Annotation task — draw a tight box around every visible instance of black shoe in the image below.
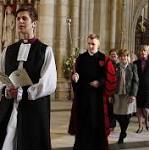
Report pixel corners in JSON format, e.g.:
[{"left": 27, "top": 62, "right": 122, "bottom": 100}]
[
  {"left": 136, "top": 127, "right": 143, "bottom": 133},
  {"left": 146, "top": 126, "right": 148, "bottom": 131},
  {"left": 117, "top": 138, "right": 124, "bottom": 144},
  {"left": 117, "top": 133, "right": 126, "bottom": 144}
]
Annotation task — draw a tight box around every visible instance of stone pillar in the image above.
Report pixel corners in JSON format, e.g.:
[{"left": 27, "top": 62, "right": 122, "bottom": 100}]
[
  {"left": 120, "top": 0, "right": 127, "bottom": 49},
  {"left": 93, "top": 0, "right": 101, "bottom": 34},
  {"left": 109, "top": 0, "right": 116, "bottom": 48},
  {"left": 99, "top": 0, "right": 108, "bottom": 51},
  {"left": 70, "top": 0, "right": 80, "bottom": 50},
  {"left": 125, "top": 0, "right": 134, "bottom": 51},
  {"left": 126, "top": 0, "right": 134, "bottom": 56},
  {"left": 38, "top": 0, "right": 55, "bottom": 46},
  {"left": 115, "top": 0, "right": 123, "bottom": 49},
  {"left": 38, "top": 0, "right": 56, "bottom": 100},
  {"left": 88, "top": 0, "right": 94, "bottom": 34},
  {"left": 54, "top": 0, "right": 71, "bottom": 101},
  {"left": 0, "top": 2, "right": 3, "bottom": 52},
  {"left": 79, "top": 0, "right": 88, "bottom": 51},
  {"left": 94, "top": 0, "right": 110, "bottom": 52},
  {"left": 128, "top": 1, "right": 135, "bottom": 56},
  {"left": 144, "top": 2, "right": 148, "bottom": 18}
]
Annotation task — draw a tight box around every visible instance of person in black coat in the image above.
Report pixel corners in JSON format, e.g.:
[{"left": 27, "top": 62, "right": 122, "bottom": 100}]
[
  {"left": 69, "top": 34, "right": 117, "bottom": 150},
  {"left": 134, "top": 45, "right": 149, "bottom": 133}
]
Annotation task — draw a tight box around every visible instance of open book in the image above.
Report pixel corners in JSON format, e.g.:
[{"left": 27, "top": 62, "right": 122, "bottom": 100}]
[{"left": 0, "top": 69, "right": 33, "bottom": 87}]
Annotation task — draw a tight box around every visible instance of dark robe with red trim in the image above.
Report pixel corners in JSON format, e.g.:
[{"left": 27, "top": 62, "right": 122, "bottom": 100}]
[{"left": 68, "top": 51, "right": 116, "bottom": 150}]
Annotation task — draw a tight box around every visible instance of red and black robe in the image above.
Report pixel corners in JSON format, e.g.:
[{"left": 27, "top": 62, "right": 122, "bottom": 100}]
[{"left": 68, "top": 51, "right": 116, "bottom": 150}]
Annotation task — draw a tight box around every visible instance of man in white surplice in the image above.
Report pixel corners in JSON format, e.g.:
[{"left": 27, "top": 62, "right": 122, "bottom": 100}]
[{"left": 0, "top": 4, "right": 57, "bottom": 150}]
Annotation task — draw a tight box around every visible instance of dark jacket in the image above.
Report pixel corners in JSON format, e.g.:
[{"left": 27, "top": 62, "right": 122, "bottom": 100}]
[
  {"left": 116, "top": 63, "right": 139, "bottom": 97},
  {"left": 134, "top": 59, "right": 149, "bottom": 107}
]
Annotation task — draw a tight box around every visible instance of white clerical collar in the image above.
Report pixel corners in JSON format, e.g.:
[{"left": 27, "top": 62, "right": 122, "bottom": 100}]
[
  {"left": 17, "top": 43, "right": 31, "bottom": 61},
  {"left": 88, "top": 50, "right": 98, "bottom": 56}
]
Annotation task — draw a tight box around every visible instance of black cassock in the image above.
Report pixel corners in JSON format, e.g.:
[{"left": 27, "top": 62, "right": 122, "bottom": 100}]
[{"left": 72, "top": 51, "right": 109, "bottom": 150}]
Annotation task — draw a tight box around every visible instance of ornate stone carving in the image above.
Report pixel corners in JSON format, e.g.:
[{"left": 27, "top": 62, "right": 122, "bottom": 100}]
[
  {"left": 2, "top": 4, "right": 15, "bottom": 48},
  {"left": 0, "top": 0, "right": 40, "bottom": 51}
]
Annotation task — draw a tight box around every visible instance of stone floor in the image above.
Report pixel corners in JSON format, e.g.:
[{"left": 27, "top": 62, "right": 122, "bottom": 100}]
[{"left": 51, "top": 101, "right": 149, "bottom": 150}]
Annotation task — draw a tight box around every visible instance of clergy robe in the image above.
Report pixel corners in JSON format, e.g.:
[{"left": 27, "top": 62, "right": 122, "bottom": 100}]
[
  {"left": 69, "top": 51, "right": 116, "bottom": 150},
  {"left": 0, "top": 39, "right": 57, "bottom": 150}
]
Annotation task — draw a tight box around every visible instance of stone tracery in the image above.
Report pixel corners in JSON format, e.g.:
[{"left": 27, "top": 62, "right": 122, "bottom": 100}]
[{"left": 0, "top": 0, "right": 39, "bottom": 51}]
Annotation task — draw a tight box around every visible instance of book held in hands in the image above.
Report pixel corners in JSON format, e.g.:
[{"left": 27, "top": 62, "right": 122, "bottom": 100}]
[{"left": 0, "top": 69, "right": 33, "bottom": 87}]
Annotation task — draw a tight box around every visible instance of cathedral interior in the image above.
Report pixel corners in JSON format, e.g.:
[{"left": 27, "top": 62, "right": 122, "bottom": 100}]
[
  {"left": 0, "top": 0, "right": 149, "bottom": 149},
  {"left": 0, "top": 0, "right": 149, "bottom": 101}
]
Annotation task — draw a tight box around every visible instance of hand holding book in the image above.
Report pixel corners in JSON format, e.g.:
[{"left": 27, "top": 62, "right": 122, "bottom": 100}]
[
  {"left": 9, "top": 69, "right": 33, "bottom": 87},
  {"left": 0, "top": 69, "right": 33, "bottom": 87},
  {"left": 0, "top": 69, "right": 33, "bottom": 99}
]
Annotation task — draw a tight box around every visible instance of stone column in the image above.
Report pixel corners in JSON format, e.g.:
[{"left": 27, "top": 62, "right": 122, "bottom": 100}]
[
  {"left": 94, "top": 0, "right": 110, "bottom": 52},
  {"left": 88, "top": 0, "right": 94, "bottom": 34},
  {"left": 38, "top": 0, "right": 56, "bottom": 100},
  {"left": 93, "top": 0, "right": 101, "bottom": 34},
  {"left": 0, "top": 1, "right": 3, "bottom": 52},
  {"left": 79, "top": 0, "right": 88, "bottom": 51},
  {"left": 70, "top": 0, "right": 80, "bottom": 50},
  {"left": 99, "top": 0, "right": 108, "bottom": 51},
  {"left": 115, "top": 0, "right": 123, "bottom": 49},
  {"left": 144, "top": 2, "right": 148, "bottom": 18},
  {"left": 109, "top": 0, "right": 116, "bottom": 48},
  {"left": 38, "top": 0, "right": 55, "bottom": 46},
  {"left": 54, "top": 0, "right": 71, "bottom": 101},
  {"left": 126, "top": 0, "right": 134, "bottom": 57},
  {"left": 120, "top": 0, "right": 127, "bottom": 49}
]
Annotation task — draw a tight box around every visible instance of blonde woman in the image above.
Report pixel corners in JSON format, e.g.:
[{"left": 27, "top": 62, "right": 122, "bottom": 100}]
[{"left": 134, "top": 45, "right": 149, "bottom": 133}]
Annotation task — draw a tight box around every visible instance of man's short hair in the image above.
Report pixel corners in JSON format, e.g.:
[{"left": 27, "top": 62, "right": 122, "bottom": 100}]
[
  {"left": 16, "top": 4, "right": 38, "bottom": 22},
  {"left": 87, "top": 33, "right": 100, "bottom": 40}
]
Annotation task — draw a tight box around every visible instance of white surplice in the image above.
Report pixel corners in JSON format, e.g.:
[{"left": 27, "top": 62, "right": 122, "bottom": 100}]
[{"left": 0, "top": 43, "right": 57, "bottom": 150}]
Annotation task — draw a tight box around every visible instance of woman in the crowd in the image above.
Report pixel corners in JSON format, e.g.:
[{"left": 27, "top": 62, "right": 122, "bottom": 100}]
[
  {"left": 134, "top": 45, "right": 149, "bottom": 133},
  {"left": 113, "top": 49, "right": 139, "bottom": 144},
  {"left": 108, "top": 49, "right": 119, "bottom": 131}
]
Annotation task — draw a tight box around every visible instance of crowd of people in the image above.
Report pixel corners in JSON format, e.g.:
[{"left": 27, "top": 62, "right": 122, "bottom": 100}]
[
  {"left": 69, "top": 37, "right": 149, "bottom": 149},
  {"left": 0, "top": 3, "right": 148, "bottom": 150},
  {"left": 108, "top": 46, "right": 149, "bottom": 142}
]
